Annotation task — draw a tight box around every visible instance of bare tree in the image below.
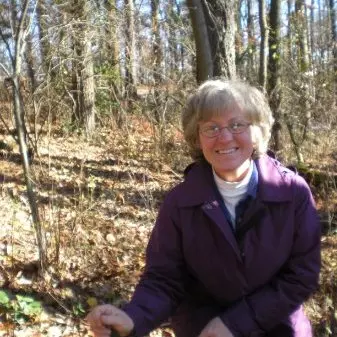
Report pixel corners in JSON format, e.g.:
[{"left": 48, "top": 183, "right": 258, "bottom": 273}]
[
  {"left": 151, "top": 0, "right": 164, "bottom": 122},
  {"left": 268, "top": 0, "right": 282, "bottom": 152},
  {"left": 186, "top": 0, "right": 213, "bottom": 82},
  {"left": 247, "top": 0, "right": 257, "bottom": 82},
  {"left": 202, "top": 0, "right": 236, "bottom": 79},
  {"left": 295, "top": 0, "right": 310, "bottom": 72},
  {"left": 284, "top": 0, "right": 312, "bottom": 163},
  {"left": 36, "top": 0, "right": 51, "bottom": 75},
  {"left": 124, "top": 0, "right": 137, "bottom": 98},
  {"left": 166, "top": 0, "right": 180, "bottom": 79},
  {"left": 287, "top": 0, "right": 294, "bottom": 61},
  {"left": 82, "top": 0, "right": 96, "bottom": 136},
  {"left": 329, "top": 0, "right": 337, "bottom": 100},
  {"left": 186, "top": 0, "right": 236, "bottom": 82},
  {"left": 258, "top": 0, "right": 268, "bottom": 89},
  {"left": 151, "top": 0, "right": 162, "bottom": 82},
  {"left": 0, "top": 0, "right": 47, "bottom": 274},
  {"left": 235, "top": 0, "right": 245, "bottom": 79},
  {"left": 103, "top": 0, "right": 120, "bottom": 69},
  {"left": 68, "top": 0, "right": 96, "bottom": 136}
]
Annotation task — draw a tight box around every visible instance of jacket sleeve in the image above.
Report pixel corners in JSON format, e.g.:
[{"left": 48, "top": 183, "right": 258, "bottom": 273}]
[
  {"left": 123, "top": 192, "right": 188, "bottom": 337},
  {"left": 219, "top": 176, "right": 321, "bottom": 337}
]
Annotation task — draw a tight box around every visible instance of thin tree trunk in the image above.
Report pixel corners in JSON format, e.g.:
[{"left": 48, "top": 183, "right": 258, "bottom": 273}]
[
  {"left": 268, "top": 0, "right": 282, "bottom": 152},
  {"left": 287, "top": 0, "right": 294, "bottom": 60},
  {"left": 236, "top": 0, "right": 244, "bottom": 78},
  {"left": 258, "top": 0, "right": 268, "bottom": 89},
  {"left": 104, "top": 0, "right": 120, "bottom": 76},
  {"left": 36, "top": 0, "right": 51, "bottom": 75},
  {"left": 124, "top": 0, "right": 137, "bottom": 98},
  {"left": 308, "top": 0, "right": 314, "bottom": 65},
  {"left": 186, "top": 0, "right": 213, "bottom": 83},
  {"left": 12, "top": 0, "right": 47, "bottom": 275},
  {"left": 25, "top": 31, "right": 37, "bottom": 92},
  {"left": 71, "top": 37, "right": 83, "bottom": 126},
  {"left": 329, "top": 0, "right": 337, "bottom": 100},
  {"left": 295, "top": 0, "right": 310, "bottom": 72},
  {"left": 151, "top": 0, "right": 163, "bottom": 123},
  {"left": 82, "top": 1, "right": 95, "bottom": 137},
  {"left": 167, "top": 0, "right": 179, "bottom": 79},
  {"left": 151, "top": 0, "right": 162, "bottom": 85},
  {"left": 247, "top": 0, "right": 256, "bottom": 82}
]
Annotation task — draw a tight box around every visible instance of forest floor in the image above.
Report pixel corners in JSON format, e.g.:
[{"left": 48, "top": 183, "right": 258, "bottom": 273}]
[{"left": 0, "top": 118, "right": 337, "bottom": 337}]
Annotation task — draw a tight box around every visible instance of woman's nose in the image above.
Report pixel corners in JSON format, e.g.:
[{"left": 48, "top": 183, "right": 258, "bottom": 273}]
[{"left": 217, "top": 127, "right": 233, "bottom": 141}]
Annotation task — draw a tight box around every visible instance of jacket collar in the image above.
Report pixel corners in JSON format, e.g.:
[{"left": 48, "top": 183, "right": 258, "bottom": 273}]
[{"left": 178, "top": 154, "right": 293, "bottom": 208}]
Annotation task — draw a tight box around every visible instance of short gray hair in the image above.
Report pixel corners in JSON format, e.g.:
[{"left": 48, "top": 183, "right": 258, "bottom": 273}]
[{"left": 182, "top": 79, "right": 274, "bottom": 160}]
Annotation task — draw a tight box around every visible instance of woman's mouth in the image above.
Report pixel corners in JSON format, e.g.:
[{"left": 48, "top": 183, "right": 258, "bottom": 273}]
[{"left": 216, "top": 148, "right": 238, "bottom": 154}]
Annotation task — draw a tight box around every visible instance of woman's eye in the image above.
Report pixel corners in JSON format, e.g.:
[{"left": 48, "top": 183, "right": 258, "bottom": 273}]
[
  {"left": 231, "top": 122, "right": 245, "bottom": 129},
  {"left": 205, "top": 126, "right": 218, "bottom": 132}
]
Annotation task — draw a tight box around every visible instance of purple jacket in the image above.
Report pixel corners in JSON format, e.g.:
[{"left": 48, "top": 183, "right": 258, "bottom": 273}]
[{"left": 123, "top": 154, "right": 321, "bottom": 337}]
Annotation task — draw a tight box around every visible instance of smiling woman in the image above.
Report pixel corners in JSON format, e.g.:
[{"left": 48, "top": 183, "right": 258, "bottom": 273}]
[
  {"left": 198, "top": 113, "right": 253, "bottom": 182},
  {"left": 182, "top": 80, "right": 274, "bottom": 161},
  {"left": 182, "top": 80, "right": 272, "bottom": 182},
  {"left": 86, "top": 79, "right": 321, "bottom": 337}
]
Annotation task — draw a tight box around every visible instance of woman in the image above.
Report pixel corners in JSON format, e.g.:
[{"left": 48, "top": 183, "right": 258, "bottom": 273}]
[{"left": 86, "top": 79, "right": 321, "bottom": 337}]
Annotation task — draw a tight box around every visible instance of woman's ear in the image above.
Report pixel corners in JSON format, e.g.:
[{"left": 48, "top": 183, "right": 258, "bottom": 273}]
[{"left": 250, "top": 125, "right": 260, "bottom": 147}]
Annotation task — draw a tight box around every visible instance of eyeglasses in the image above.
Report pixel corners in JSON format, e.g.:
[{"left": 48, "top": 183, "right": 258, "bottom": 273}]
[{"left": 199, "top": 121, "right": 251, "bottom": 138}]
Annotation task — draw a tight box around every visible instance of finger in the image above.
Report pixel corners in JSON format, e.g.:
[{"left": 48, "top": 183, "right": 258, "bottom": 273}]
[
  {"left": 90, "top": 332, "right": 112, "bottom": 337},
  {"left": 86, "top": 305, "right": 115, "bottom": 326},
  {"left": 86, "top": 311, "right": 105, "bottom": 328},
  {"left": 88, "top": 325, "right": 112, "bottom": 337},
  {"left": 100, "top": 313, "right": 120, "bottom": 327}
]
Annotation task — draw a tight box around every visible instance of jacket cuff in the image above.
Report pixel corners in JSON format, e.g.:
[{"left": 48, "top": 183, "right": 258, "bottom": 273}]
[
  {"left": 122, "top": 304, "right": 151, "bottom": 337},
  {"left": 219, "top": 298, "right": 263, "bottom": 337}
]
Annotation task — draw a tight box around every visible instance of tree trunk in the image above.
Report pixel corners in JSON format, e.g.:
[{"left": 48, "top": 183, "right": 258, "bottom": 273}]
[
  {"left": 167, "top": 0, "right": 179, "bottom": 79},
  {"left": 308, "top": 0, "right": 314, "bottom": 65},
  {"left": 295, "top": 0, "right": 310, "bottom": 72},
  {"left": 151, "top": 0, "right": 162, "bottom": 85},
  {"left": 151, "top": 0, "right": 163, "bottom": 123},
  {"left": 329, "top": 0, "right": 337, "bottom": 101},
  {"left": 69, "top": 0, "right": 96, "bottom": 136},
  {"left": 187, "top": 0, "right": 236, "bottom": 82},
  {"left": 287, "top": 0, "right": 294, "bottom": 60},
  {"left": 71, "top": 37, "right": 83, "bottom": 126},
  {"left": 235, "top": 0, "right": 244, "bottom": 79},
  {"left": 82, "top": 1, "right": 96, "bottom": 137},
  {"left": 258, "top": 0, "right": 268, "bottom": 89},
  {"left": 247, "top": 0, "right": 256, "bottom": 82},
  {"left": 124, "top": 0, "right": 137, "bottom": 99},
  {"left": 104, "top": 0, "right": 121, "bottom": 89},
  {"left": 36, "top": 0, "right": 51, "bottom": 75},
  {"left": 202, "top": 0, "right": 236, "bottom": 79},
  {"left": 11, "top": 0, "right": 47, "bottom": 275},
  {"left": 25, "top": 31, "right": 37, "bottom": 92},
  {"left": 186, "top": 0, "right": 213, "bottom": 83},
  {"left": 104, "top": 0, "right": 120, "bottom": 67},
  {"left": 284, "top": 0, "right": 312, "bottom": 163},
  {"left": 267, "top": 0, "right": 282, "bottom": 152}
]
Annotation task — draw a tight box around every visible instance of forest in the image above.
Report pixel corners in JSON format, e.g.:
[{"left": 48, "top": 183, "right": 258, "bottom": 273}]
[{"left": 0, "top": 0, "right": 336, "bottom": 336}]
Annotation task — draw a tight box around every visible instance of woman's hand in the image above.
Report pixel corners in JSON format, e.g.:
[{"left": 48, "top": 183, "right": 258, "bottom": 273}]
[
  {"left": 198, "top": 317, "right": 234, "bottom": 337},
  {"left": 85, "top": 304, "right": 134, "bottom": 337}
]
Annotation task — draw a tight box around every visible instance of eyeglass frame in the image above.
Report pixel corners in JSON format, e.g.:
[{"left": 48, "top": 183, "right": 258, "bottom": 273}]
[{"left": 199, "top": 120, "right": 252, "bottom": 138}]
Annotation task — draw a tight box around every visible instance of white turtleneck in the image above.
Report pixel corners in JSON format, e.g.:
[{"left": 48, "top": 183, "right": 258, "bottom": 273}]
[{"left": 213, "top": 160, "right": 253, "bottom": 226}]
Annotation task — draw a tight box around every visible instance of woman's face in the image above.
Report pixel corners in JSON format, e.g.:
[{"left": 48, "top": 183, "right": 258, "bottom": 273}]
[{"left": 198, "top": 107, "right": 254, "bottom": 182}]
